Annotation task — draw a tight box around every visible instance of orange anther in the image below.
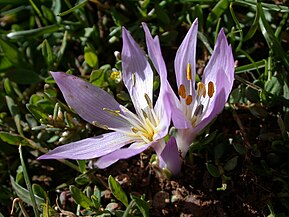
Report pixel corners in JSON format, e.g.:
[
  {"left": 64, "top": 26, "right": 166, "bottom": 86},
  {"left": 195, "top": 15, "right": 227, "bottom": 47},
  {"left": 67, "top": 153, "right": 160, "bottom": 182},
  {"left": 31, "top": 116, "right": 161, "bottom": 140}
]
[
  {"left": 208, "top": 81, "right": 215, "bottom": 98},
  {"left": 186, "top": 95, "right": 193, "bottom": 105},
  {"left": 197, "top": 82, "right": 206, "bottom": 97},
  {"left": 178, "top": 84, "right": 186, "bottom": 99}
]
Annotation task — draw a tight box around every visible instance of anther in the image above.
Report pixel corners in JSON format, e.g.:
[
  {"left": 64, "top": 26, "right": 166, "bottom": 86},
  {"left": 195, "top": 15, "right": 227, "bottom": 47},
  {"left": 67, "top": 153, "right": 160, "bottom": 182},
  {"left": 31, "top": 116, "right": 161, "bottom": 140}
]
[
  {"left": 141, "top": 109, "right": 148, "bottom": 119},
  {"left": 187, "top": 63, "right": 192, "bottom": 80},
  {"left": 132, "top": 72, "right": 136, "bottom": 86},
  {"left": 131, "top": 127, "right": 139, "bottom": 133},
  {"left": 208, "top": 81, "right": 215, "bottom": 98},
  {"left": 194, "top": 104, "right": 204, "bottom": 117},
  {"left": 92, "top": 121, "right": 109, "bottom": 130},
  {"left": 103, "top": 108, "right": 120, "bottom": 116},
  {"left": 178, "top": 84, "right": 186, "bottom": 99},
  {"left": 144, "top": 93, "right": 153, "bottom": 109},
  {"left": 186, "top": 95, "right": 193, "bottom": 105},
  {"left": 197, "top": 82, "right": 206, "bottom": 97}
]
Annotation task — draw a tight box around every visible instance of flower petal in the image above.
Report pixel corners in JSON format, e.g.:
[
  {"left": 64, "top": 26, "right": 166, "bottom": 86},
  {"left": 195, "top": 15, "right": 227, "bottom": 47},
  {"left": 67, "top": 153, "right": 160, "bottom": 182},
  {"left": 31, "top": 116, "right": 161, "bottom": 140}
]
[
  {"left": 174, "top": 18, "right": 198, "bottom": 91},
  {"left": 121, "top": 27, "right": 154, "bottom": 111},
  {"left": 202, "top": 28, "right": 235, "bottom": 93},
  {"left": 160, "top": 136, "right": 182, "bottom": 175},
  {"left": 51, "top": 72, "right": 130, "bottom": 129},
  {"left": 38, "top": 132, "right": 132, "bottom": 160},
  {"left": 194, "top": 29, "right": 235, "bottom": 133},
  {"left": 95, "top": 142, "right": 151, "bottom": 168},
  {"left": 142, "top": 23, "right": 167, "bottom": 80}
]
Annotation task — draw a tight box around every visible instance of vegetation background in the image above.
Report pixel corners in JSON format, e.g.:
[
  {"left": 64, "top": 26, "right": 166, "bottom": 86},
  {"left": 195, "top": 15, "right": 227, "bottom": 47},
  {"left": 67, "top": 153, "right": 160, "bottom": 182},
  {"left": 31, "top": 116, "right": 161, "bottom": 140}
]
[{"left": 0, "top": 0, "right": 289, "bottom": 216}]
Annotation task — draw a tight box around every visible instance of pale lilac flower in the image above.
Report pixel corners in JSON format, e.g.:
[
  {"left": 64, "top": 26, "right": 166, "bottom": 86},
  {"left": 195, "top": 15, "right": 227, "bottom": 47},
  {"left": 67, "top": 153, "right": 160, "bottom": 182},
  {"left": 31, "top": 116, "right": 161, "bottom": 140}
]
[
  {"left": 38, "top": 26, "right": 172, "bottom": 169},
  {"left": 143, "top": 19, "right": 234, "bottom": 158}
]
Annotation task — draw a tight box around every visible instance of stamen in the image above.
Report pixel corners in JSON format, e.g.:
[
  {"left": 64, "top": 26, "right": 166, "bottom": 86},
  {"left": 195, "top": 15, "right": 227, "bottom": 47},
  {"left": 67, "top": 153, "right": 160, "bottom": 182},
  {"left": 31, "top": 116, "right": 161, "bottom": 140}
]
[
  {"left": 178, "top": 84, "right": 186, "bottom": 99},
  {"left": 141, "top": 109, "right": 148, "bottom": 119},
  {"left": 186, "top": 95, "right": 193, "bottom": 105},
  {"left": 197, "top": 82, "right": 206, "bottom": 97},
  {"left": 103, "top": 108, "right": 120, "bottom": 116},
  {"left": 131, "top": 127, "right": 139, "bottom": 133},
  {"left": 132, "top": 72, "right": 136, "bottom": 86},
  {"left": 208, "top": 81, "right": 215, "bottom": 98},
  {"left": 91, "top": 121, "right": 109, "bottom": 130},
  {"left": 144, "top": 93, "right": 153, "bottom": 109},
  {"left": 194, "top": 104, "right": 204, "bottom": 117},
  {"left": 187, "top": 63, "right": 192, "bottom": 80}
]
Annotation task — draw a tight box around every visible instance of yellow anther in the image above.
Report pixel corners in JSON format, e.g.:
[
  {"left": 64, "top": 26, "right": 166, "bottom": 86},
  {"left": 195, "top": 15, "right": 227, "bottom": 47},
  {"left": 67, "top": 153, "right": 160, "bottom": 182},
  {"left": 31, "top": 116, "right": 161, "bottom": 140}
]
[
  {"left": 185, "top": 95, "right": 193, "bottom": 105},
  {"left": 131, "top": 127, "right": 139, "bottom": 133},
  {"left": 208, "top": 81, "right": 215, "bottom": 98},
  {"left": 144, "top": 93, "right": 153, "bottom": 109},
  {"left": 91, "top": 121, "right": 109, "bottom": 130},
  {"left": 187, "top": 63, "right": 192, "bottom": 80},
  {"left": 178, "top": 84, "right": 186, "bottom": 99},
  {"left": 110, "top": 71, "right": 121, "bottom": 80},
  {"left": 197, "top": 82, "right": 206, "bottom": 97},
  {"left": 103, "top": 108, "right": 120, "bottom": 116}
]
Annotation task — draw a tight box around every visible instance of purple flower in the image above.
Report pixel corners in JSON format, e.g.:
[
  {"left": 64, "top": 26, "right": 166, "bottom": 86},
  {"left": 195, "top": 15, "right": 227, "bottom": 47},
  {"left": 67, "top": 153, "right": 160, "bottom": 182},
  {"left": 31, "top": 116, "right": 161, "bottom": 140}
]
[
  {"left": 169, "top": 19, "right": 235, "bottom": 157},
  {"left": 38, "top": 26, "right": 172, "bottom": 169}
]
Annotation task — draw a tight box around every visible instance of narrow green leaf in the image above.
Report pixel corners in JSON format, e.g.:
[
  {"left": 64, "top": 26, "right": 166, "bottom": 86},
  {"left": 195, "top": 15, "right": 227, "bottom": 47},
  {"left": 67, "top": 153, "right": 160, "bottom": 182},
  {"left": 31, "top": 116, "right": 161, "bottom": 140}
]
[
  {"left": 244, "top": 7, "right": 259, "bottom": 41},
  {"left": 132, "top": 196, "right": 149, "bottom": 217},
  {"left": 206, "top": 0, "right": 229, "bottom": 27},
  {"left": 58, "top": 0, "right": 88, "bottom": 16},
  {"left": 19, "top": 145, "right": 40, "bottom": 216},
  {"left": 108, "top": 175, "right": 128, "bottom": 207},
  {"left": 7, "top": 25, "right": 60, "bottom": 40},
  {"left": 26, "top": 104, "right": 48, "bottom": 122},
  {"left": 258, "top": 3, "right": 289, "bottom": 71},
  {"left": 10, "top": 176, "right": 45, "bottom": 209},
  {"left": 69, "top": 185, "right": 93, "bottom": 209},
  {"left": 42, "top": 39, "right": 54, "bottom": 68},
  {"left": 0, "top": 38, "right": 24, "bottom": 65}
]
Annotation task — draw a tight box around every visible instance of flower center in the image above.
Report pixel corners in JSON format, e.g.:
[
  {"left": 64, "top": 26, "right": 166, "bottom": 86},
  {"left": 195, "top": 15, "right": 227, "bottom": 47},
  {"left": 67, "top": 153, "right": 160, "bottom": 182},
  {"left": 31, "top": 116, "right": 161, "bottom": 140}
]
[
  {"left": 101, "top": 93, "right": 159, "bottom": 144},
  {"left": 178, "top": 63, "right": 215, "bottom": 127}
]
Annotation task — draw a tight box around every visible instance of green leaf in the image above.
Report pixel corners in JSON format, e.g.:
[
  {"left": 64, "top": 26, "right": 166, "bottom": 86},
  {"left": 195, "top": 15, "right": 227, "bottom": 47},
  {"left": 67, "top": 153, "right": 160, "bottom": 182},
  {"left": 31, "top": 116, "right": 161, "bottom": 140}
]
[
  {"left": 265, "top": 76, "right": 282, "bottom": 95},
  {"left": 58, "top": 0, "right": 88, "bottom": 16},
  {"left": 206, "top": 163, "right": 220, "bottom": 177},
  {"left": 84, "top": 45, "right": 98, "bottom": 68},
  {"left": 42, "top": 39, "right": 54, "bottom": 68},
  {"left": 0, "top": 131, "right": 30, "bottom": 146},
  {"left": 32, "top": 184, "right": 47, "bottom": 201},
  {"left": 10, "top": 176, "right": 45, "bottom": 208},
  {"left": 132, "top": 196, "right": 149, "bottom": 217},
  {"left": 7, "top": 25, "right": 60, "bottom": 40},
  {"left": 26, "top": 104, "right": 48, "bottom": 122},
  {"left": 206, "top": 0, "right": 229, "bottom": 27},
  {"left": 108, "top": 175, "right": 128, "bottom": 207},
  {"left": 6, "top": 68, "right": 41, "bottom": 84},
  {"left": 0, "top": 38, "right": 24, "bottom": 65},
  {"left": 224, "top": 156, "right": 238, "bottom": 171},
  {"left": 69, "top": 185, "right": 93, "bottom": 209},
  {"left": 258, "top": 3, "right": 289, "bottom": 71}
]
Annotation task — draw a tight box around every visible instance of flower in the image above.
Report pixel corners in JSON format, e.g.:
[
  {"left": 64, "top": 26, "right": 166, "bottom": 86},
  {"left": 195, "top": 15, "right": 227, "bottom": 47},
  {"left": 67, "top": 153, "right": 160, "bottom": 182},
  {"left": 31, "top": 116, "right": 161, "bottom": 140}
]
[
  {"left": 169, "top": 19, "right": 235, "bottom": 157},
  {"left": 38, "top": 26, "right": 172, "bottom": 169}
]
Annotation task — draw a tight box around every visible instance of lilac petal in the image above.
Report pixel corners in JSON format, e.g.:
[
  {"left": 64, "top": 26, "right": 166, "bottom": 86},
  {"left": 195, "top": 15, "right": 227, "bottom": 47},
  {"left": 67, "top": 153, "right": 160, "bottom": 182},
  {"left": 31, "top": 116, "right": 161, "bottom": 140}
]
[
  {"left": 38, "top": 132, "right": 132, "bottom": 160},
  {"left": 51, "top": 72, "right": 129, "bottom": 129},
  {"left": 174, "top": 18, "right": 198, "bottom": 91},
  {"left": 142, "top": 23, "right": 167, "bottom": 80},
  {"left": 95, "top": 142, "right": 151, "bottom": 168},
  {"left": 193, "top": 70, "right": 229, "bottom": 135},
  {"left": 202, "top": 28, "right": 235, "bottom": 93},
  {"left": 160, "top": 136, "right": 182, "bottom": 175},
  {"left": 193, "top": 29, "right": 234, "bottom": 134},
  {"left": 175, "top": 128, "right": 196, "bottom": 157},
  {"left": 121, "top": 27, "right": 154, "bottom": 111}
]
